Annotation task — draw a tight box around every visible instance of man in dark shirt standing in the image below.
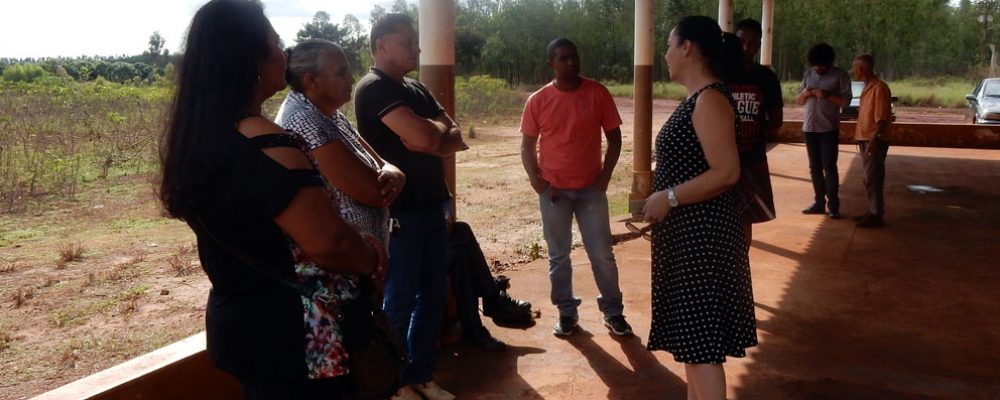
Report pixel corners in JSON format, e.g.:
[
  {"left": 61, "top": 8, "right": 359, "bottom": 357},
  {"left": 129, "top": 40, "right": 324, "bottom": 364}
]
[
  {"left": 354, "top": 13, "right": 467, "bottom": 400},
  {"left": 729, "top": 18, "right": 783, "bottom": 242}
]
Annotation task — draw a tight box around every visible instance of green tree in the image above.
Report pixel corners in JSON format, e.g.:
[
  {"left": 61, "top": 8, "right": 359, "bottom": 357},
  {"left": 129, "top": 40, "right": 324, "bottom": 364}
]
[
  {"left": 340, "top": 14, "right": 369, "bottom": 75},
  {"left": 1, "top": 64, "right": 48, "bottom": 83},
  {"left": 296, "top": 11, "right": 348, "bottom": 44}
]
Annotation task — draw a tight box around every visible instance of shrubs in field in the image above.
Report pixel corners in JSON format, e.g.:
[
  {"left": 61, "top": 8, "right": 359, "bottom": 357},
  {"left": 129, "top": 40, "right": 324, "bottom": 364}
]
[
  {"left": 456, "top": 75, "right": 524, "bottom": 120},
  {"left": 2, "top": 64, "right": 48, "bottom": 83},
  {"left": 0, "top": 78, "right": 170, "bottom": 212}
]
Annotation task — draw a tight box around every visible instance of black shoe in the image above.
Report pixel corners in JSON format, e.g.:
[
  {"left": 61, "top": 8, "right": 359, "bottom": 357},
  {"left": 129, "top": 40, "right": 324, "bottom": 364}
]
[
  {"left": 493, "top": 275, "right": 511, "bottom": 291},
  {"left": 856, "top": 214, "right": 885, "bottom": 228},
  {"left": 802, "top": 203, "right": 826, "bottom": 215},
  {"left": 852, "top": 212, "right": 871, "bottom": 222},
  {"left": 828, "top": 211, "right": 842, "bottom": 219},
  {"left": 484, "top": 291, "right": 531, "bottom": 318},
  {"left": 553, "top": 316, "right": 579, "bottom": 337},
  {"left": 603, "top": 315, "right": 634, "bottom": 336},
  {"left": 462, "top": 327, "right": 507, "bottom": 351}
]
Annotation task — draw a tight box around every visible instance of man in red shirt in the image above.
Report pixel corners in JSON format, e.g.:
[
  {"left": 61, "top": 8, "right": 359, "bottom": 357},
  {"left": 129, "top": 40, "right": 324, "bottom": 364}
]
[{"left": 520, "top": 38, "right": 631, "bottom": 338}]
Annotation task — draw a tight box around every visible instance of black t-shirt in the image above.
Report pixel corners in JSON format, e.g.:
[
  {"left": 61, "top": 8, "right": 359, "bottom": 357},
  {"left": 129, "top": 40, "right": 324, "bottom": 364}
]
[
  {"left": 354, "top": 67, "right": 450, "bottom": 212},
  {"left": 729, "top": 63, "right": 782, "bottom": 166},
  {"left": 188, "top": 130, "right": 318, "bottom": 381}
]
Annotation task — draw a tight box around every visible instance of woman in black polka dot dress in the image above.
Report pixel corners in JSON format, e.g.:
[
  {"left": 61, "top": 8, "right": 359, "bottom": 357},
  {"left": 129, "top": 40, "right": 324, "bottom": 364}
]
[{"left": 641, "top": 16, "right": 757, "bottom": 399}]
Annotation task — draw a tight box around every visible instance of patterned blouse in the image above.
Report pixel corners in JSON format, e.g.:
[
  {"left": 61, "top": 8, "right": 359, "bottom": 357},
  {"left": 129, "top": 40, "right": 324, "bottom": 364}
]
[{"left": 275, "top": 91, "right": 391, "bottom": 379}]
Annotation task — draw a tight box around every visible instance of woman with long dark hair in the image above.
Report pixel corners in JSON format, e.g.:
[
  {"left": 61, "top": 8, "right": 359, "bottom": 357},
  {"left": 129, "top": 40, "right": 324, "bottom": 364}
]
[
  {"left": 159, "top": 0, "right": 381, "bottom": 397},
  {"left": 641, "top": 16, "right": 756, "bottom": 399}
]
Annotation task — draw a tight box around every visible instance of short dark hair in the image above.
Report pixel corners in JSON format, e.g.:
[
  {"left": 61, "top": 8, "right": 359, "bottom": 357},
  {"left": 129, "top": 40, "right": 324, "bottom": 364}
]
[
  {"left": 546, "top": 38, "right": 577, "bottom": 60},
  {"left": 807, "top": 43, "right": 836, "bottom": 66},
  {"left": 854, "top": 53, "right": 875, "bottom": 69},
  {"left": 370, "top": 13, "right": 413, "bottom": 54},
  {"left": 735, "top": 18, "right": 762, "bottom": 36}
]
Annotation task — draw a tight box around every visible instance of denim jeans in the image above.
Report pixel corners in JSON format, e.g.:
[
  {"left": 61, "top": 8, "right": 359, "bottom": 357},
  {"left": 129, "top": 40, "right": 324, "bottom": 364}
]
[
  {"left": 804, "top": 130, "right": 840, "bottom": 212},
  {"left": 382, "top": 206, "right": 447, "bottom": 385},
  {"left": 538, "top": 185, "right": 624, "bottom": 320}
]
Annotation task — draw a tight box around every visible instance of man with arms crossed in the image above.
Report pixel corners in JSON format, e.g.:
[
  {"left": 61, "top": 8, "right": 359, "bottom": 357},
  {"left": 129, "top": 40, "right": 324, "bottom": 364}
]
[{"left": 354, "top": 13, "right": 467, "bottom": 400}]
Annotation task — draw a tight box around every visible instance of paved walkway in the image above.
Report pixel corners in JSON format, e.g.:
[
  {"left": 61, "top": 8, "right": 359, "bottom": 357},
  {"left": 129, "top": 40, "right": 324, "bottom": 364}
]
[{"left": 434, "top": 144, "right": 1000, "bottom": 399}]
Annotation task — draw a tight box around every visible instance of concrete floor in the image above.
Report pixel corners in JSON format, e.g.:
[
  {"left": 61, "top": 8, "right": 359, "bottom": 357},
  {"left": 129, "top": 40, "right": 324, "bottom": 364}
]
[{"left": 433, "top": 144, "right": 1000, "bottom": 399}]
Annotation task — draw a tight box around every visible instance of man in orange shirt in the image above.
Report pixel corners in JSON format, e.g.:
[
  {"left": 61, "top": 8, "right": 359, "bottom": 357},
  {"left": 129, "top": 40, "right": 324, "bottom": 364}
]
[
  {"left": 851, "top": 54, "right": 892, "bottom": 228},
  {"left": 520, "top": 38, "right": 631, "bottom": 338}
]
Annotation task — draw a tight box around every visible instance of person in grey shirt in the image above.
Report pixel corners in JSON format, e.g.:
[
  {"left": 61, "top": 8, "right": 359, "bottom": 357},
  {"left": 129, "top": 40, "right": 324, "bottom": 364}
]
[{"left": 796, "top": 43, "right": 851, "bottom": 219}]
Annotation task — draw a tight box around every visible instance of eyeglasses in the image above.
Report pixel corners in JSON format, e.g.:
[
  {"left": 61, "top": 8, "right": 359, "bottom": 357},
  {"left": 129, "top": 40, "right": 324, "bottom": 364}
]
[{"left": 624, "top": 218, "right": 652, "bottom": 241}]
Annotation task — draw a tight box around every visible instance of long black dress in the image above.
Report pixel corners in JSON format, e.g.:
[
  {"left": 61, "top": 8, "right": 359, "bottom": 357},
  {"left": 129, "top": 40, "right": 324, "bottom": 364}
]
[{"left": 646, "top": 82, "right": 758, "bottom": 364}]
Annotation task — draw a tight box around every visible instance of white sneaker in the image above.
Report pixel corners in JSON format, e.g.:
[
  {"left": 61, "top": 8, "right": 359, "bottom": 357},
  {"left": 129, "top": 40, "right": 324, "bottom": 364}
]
[
  {"left": 414, "top": 381, "right": 456, "bottom": 400},
  {"left": 390, "top": 385, "right": 423, "bottom": 400}
]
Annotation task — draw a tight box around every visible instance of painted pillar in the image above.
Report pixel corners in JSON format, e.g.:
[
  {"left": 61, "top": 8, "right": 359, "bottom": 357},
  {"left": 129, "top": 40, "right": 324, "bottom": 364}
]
[
  {"left": 719, "top": 0, "right": 734, "bottom": 32},
  {"left": 761, "top": 0, "right": 775, "bottom": 66},
  {"left": 418, "top": 0, "right": 457, "bottom": 218},
  {"left": 631, "top": 0, "right": 654, "bottom": 214}
]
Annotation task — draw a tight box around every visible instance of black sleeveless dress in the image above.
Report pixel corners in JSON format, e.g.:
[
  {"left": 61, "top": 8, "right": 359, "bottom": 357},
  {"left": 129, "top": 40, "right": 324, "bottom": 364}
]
[{"left": 646, "top": 83, "right": 757, "bottom": 364}]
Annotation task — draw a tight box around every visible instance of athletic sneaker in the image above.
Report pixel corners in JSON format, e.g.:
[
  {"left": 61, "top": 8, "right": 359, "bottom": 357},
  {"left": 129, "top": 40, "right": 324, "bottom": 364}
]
[
  {"left": 603, "top": 315, "right": 634, "bottom": 336},
  {"left": 552, "top": 316, "right": 579, "bottom": 337}
]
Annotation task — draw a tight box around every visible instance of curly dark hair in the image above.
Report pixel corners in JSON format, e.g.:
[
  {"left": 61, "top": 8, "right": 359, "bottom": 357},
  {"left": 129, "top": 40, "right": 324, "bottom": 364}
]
[{"left": 807, "top": 43, "right": 836, "bottom": 67}]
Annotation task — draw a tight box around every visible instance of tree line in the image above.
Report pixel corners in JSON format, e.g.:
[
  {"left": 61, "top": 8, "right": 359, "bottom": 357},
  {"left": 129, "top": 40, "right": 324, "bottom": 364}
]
[
  {"left": 3, "top": 1, "right": 996, "bottom": 86},
  {"left": 299, "top": 0, "right": 998, "bottom": 83},
  {"left": 0, "top": 32, "right": 174, "bottom": 84}
]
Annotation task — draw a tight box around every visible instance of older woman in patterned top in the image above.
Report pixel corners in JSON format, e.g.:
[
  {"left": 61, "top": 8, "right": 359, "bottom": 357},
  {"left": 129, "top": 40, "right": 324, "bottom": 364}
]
[{"left": 275, "top": 39, "right": 405, "bottom": 381}]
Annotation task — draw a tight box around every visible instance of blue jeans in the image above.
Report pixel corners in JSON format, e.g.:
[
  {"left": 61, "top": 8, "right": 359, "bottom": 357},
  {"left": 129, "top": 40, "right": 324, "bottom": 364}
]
[
  {"left": 383, "top": 207, "right": 447, "bottom": 385},
  {"left": 539, "top": 185, "right": 624, "bottom": 319}
]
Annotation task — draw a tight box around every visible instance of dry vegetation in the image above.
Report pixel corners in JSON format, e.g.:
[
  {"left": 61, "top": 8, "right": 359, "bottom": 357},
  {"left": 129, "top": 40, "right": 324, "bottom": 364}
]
[{"left": 0, "top": 74, "right": 633, "bottom": 398}]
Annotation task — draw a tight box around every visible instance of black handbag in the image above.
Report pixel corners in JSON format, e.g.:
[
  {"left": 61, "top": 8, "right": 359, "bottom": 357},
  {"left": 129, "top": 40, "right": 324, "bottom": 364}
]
[
  {"left": 338, "top": 278, "right": 407, "bottom": 400},
  {"left": 195, "top": 217, "right": 406, "bottom": 399}
]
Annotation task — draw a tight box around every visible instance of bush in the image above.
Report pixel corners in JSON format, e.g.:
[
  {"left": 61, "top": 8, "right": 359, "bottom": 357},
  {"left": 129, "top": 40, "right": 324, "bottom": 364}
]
[
  {"left": 0, "top": 78, "right": 171, "bottom": 212},
  {"left": 2, "top": 64, "right": 48, "bottom": 83},
  {"left": 455, "top": 75, "right": 524, "bottom": 120}
]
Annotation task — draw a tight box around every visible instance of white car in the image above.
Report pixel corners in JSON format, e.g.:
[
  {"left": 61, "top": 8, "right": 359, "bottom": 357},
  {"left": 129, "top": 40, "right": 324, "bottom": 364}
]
[{"left": 966, "top": 78, "right": 1000, "bottom": 124}]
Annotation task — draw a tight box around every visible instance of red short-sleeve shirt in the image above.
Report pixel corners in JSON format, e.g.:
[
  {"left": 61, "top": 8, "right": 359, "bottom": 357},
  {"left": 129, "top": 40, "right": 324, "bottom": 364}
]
[{"left": 520, "top": 77, "right": 622, "bottom": 190}]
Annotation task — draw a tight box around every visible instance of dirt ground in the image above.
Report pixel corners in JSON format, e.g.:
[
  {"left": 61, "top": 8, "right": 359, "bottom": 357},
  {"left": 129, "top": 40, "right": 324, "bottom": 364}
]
[{"left": 0, "top": 99, "right": 971, "bottom": 399}]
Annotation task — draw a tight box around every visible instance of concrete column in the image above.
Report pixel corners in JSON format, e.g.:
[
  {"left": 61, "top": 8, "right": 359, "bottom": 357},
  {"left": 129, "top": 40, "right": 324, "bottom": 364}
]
[
  {"left": 418, "top": 0, "right": 457, "bottom": 218},
  {"left": 631, "top": 0, "right": 653, "bottom": 214},
  {"left": 719, "top": 0, "right": 734, "bottom": 32},
  {"left": 761, "top": 0, "right": 774, "bottom": 66}
]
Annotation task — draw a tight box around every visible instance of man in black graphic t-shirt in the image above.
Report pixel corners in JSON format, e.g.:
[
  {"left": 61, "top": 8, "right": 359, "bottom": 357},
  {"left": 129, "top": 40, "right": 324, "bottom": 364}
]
[{"left": 729, "top": 18, "right": 783, "bottom": 242}]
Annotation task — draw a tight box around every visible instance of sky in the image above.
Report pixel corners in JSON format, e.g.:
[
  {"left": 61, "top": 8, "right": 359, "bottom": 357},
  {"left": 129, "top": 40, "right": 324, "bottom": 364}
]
[{"left": 0, "top": 0, "right": 406, "bottom": 59}]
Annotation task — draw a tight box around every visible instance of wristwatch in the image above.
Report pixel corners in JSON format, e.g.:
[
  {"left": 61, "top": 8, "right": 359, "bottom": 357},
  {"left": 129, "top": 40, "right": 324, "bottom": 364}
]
[{"left": 667, "top": 187, "right": 679, "bottom": 207}]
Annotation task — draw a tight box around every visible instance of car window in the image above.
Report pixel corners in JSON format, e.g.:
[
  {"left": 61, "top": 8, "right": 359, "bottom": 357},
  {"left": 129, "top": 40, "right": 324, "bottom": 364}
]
[
  {"left": 849, "top": 81, "right": 864, "bottom": 107},
  {"left": 851, "top": 81, "right": 865, "bottom": 98},
  {"left": 983, "top": 81, "right": 1000, "bottom": 97}
]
